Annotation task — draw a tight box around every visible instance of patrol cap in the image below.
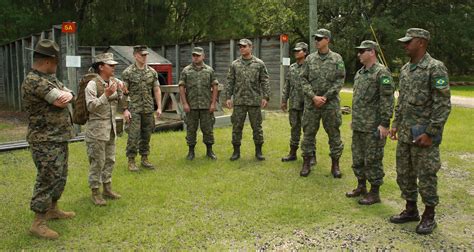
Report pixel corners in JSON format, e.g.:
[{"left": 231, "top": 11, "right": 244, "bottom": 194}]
[
  {"left": 94, "top": 53, "right": 118, "bottom": 65},
  {"left": 313, "top": 29, "right": 331, "bottom": 39},
  {"left": 30, "top": 39, "right": 60, "bottom": 58},
  {"left": 192, "top": 47, "right": 204, "bottom": 55},
  {"left": 398, "top": 28, "right": 431, "bottom": 42},
  {"left": 237, "top": 38, "right": 253, "bottom": 46},
  {"left": 293, "top": 42, "right": 308, "bottom": 51},
  {"left": 133, "top": 45, "right": 149, "bottom": 55},
  {"left": 355, "top": 40, "right": 378, "bottom": 50}
]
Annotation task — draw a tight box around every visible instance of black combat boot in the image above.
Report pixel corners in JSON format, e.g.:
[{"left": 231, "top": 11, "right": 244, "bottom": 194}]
[
  {"left": 310, "top": 151, "right": 316, "bottom": 166},
  {"left": 346, "top": 179, "right": 367, "bottom": 198},
  {"left": 206, "top": 144, "right": 217, "bottom": 160},
  {"left": 390, "top": 200, "right": 420, "bottom": 223},
  {"left": 331, "top": 157, "right": 342, "bottom": 178},
  {"left": 416, "top": 205, "right": 437, "bottom": 234},
  {"left": 358, "top": 184, "right": 381, "bottom": 205},
  {"left": 230, "top": 144, "right": 240, "bottom": 161},
  {"left": 186, "top": 145, "right": 195, "bottom": 160},
  {"left": 300, "top": 156, "right": 312, "bottom": 177},
  {"left": 282, "top": 145, "right": 298, "bottom": 162},
  {"left": 255, "top": 144, "right": 265, "bottom": 161}
]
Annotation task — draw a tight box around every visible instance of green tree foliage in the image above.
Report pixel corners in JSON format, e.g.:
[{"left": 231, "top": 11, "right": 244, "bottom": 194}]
[{"left": 0, "top": 0, "right": 472, "bottom": 75}]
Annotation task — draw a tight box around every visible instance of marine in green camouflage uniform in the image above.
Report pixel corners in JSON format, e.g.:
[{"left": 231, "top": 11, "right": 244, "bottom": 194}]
[
  {"left": 85, "top": 53, "right": 124, "bottom": 206},
  {"left": 22, "top": 39, "right": 76, "bottom": 239},
  {"left": 345, "top": 40, "right": 394, "bottom": 205},
  {"left": 389, "top": 28, "right": 451, "bottom": 235},
  {"left": 281, "top": 42, "right": 308, "bottom": 162},
  {"left": 225, "top": 38, "right": 270, "bottom": 161},
  {"left": 122, "top": 45, "right": 162, "bottom": 171},
  {"left": 300, "top": 29, "right": 345, "bottom": 178},
  {"left": 178, "top": 47, "right": 219, "bottom": 160}
]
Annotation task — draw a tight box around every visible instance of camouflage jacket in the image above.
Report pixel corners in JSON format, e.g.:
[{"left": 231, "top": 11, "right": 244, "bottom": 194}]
[
  {"left": 282, "top": 62, "right": 305, "bottom": 110},
  {"left": 21, "top": 70, "right": 75, "bottom": 143},
  {"left": 352, "top": 62, "right": 395, "bottom": 132},
  {"left": 121, "top": 63, "right": 160, "bottom": 113},
  {"left": 392, "top": 52, "right": 451, "bottom": 143},
  {"left": 225, "top": 56, "right": 270, "bottom": 106},
  {"left": 301, "top": 50, "right": 346, "bottom": 109},
  {"left": 178, "top": 63, "right": 218, "bottom": 110},
  {"left": 85, "top": 76, "right": 124, "bottom": 141}
]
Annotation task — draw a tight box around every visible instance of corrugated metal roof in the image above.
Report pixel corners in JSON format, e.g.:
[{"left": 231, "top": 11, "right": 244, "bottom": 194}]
[{"left": 106, "top": 46, "right": 172, "bottom": 65}]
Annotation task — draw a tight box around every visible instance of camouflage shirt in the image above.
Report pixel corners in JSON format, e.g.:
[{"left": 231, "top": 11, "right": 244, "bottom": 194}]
[
  {"left": 225, "top": 56, "right": 270, "bottom": 106},
  {"left": 121, "top": 63, "right": 160, "bottom": 113},
  {"left": 392, "top": 52, "right": 451, "bottom": 143},
  {"left": 282, "top": 62, "right": 305, "bottom": 110},
  {"left": 21, "top": 70, "right": 74, "bottom": 143},
  {"left": 178, "top": 63, "right": 218, "bottom": 109},
  {"left": 352, "top": 62, "right": 395, "bottom": 132},
  {"left": 301, "top": 50, "right": 346, "bottom": 109}
]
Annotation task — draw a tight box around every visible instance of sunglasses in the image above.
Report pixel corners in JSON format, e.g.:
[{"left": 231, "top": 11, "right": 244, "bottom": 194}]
[
  {"left": 358, "top": 49, "right": 372, "bottom": 54},
  {"left": 238, "top": 44, "right": 249, "bottom": 48},
  {"left": 314, "top": 36, "right": 326, "bottom": 41}
]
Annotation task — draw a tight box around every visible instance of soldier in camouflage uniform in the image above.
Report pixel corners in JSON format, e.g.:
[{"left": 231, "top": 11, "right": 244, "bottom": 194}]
[
  {"left": 225, "top": 38, "right": 270, "bottom": 161},
  {"left": 281, "top": 42, "right": 308, "bottom": 162},
  {"left": 122, "top": 45, "right": 162, "bottom": 171},
  {"left": 389, "top": 28, "right": 451, "bottom": 235},
  {"left": 85, "top": 53, "right": 124, "bottom": 206},
  {"left": 179, "top": 47, "right": 219, "bottom": 160},
  {"left": 346, "top": 40, "right": 394, "bottom": 205},
  {"left": 22, "top": 39, "right": 76, "bottom": 239},
  {"left": 300, "top": 29, "right": 345, "bottom": 178}
]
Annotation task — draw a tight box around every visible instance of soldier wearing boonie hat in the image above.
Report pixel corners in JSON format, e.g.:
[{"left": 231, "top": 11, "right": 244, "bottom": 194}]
[{"left": 389, "top": 28, "right": 451, "bottom": 235}]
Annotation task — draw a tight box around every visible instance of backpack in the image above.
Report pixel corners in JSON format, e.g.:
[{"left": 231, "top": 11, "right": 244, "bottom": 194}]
[{"left": 72, "top": 73, "right": 104, "bottom": 125}]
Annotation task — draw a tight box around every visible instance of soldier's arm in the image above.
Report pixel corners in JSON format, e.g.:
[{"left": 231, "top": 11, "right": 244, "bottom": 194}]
[
  {"left": 426, "top": 63, "right": 451, "bottom": 137},
  {"left": 323, "top": 58, "right": 345, "bottom": 101},
  {"left": 178, "top": 70, "right": 189, "bottom": 108},
  {"left": 152, "top": 70, "right": 162, "bottom": 113},
  {"left": 120, "top": 71, "right": 130, "bottom": 111},
  {"left": 85, "top": 80, "right": 108, "bottom": 113},
  {"left": 210, "top": 69, "right": 219, "bottom": 105},
  {"left": 301, "top": 60, "right": 316, "bottom": 100},
  {"left": 260, "top": 62, "right": 271, "bottom": 101},
  {"left": 281, "top": 68, "right": 290, "bottom": 103},
  {"left": 378, "top": 69, "right": 395, "bottom": 128},
  {"left": 225, "top": 63, "right": 235, "bottom": 100},
  {"left": 36, "top": 79, "right": 69, "bottom": 108}
]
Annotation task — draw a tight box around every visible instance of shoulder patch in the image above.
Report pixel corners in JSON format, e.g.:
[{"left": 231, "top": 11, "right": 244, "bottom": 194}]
[
  {"left": 380, "top": 76, "right": 392, "bottom": 85},
  {"left": 434, "top": 77, "right": 448, "bottom": 88},
  {"left": 337, "top": 61, "right": 345, "bottom": 69}
]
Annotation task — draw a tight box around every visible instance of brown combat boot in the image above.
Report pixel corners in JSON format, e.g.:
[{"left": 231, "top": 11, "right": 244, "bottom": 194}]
[
  {"left": 45, "top": 201, "right": 76, "bottom": 220},
  {"left": 281, "top": 145, "right": 298, "bottom": 162},
  {"left": 206, "top": 144, "right": 217, "bottom": 160},
  {"left": 300, "top": 156, "right": 312, "bottom": 177},
  {"left": 416, "top": 205, "right": 437, "bottom": 234},
  {"left": 128, "top": 157, "right": 139, "bottom": 172},
  {"left": 358, "top": 184, "right": 381, "bottom": 205},
  {"left": 186, "top": 145, "right": 196, "bottom": 160},
  {"left": 30, "top": 213, "right": 59, "bottom": 239},
  {"left": 331, "top": 157, "right": 342, "bottom": 178},
  {"left": 102, "top": 183, "right": 121, "bottom": 200},
  {"left": 91, "top": 188, "right": 106, "bottom": 206},
  {"left": 255, "top": 144, "right": 265, "bottom": 161},
  {"left": 141, "top": 155, "right": 155, "bottom": 169},
  {"left": 346, "top": 179, "right": 367, "bottom": 198},
  {"left": 390, "top": 200, "right": 420, "bottom": 223},
  {"left": 230, "top": 144, "right": 241, "bottom": 161},
  {"left": 310, "top": 151, "right": 316, "bottom": 166}
]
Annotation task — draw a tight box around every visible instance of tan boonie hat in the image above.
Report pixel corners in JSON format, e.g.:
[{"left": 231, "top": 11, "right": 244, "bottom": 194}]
[
  {"left": 133, "top": 45, "right": 149, "bottom": 55},
  {"left": 313, "top": 28, "right": 332, "bottom": 39},
  {"left": 94, "top": 53, "right": 118, "bottom": 65},
  {"left": 398, "top": 28, "right": 431, "bottom": 42},
  {"left": 192, "top": 47, "right": 204, "bottom": 55},
  {"left": 355, "top": 40, "right": 377, "bottom": 50},
  {"left": 293, "top": 42, "right": 308, "bottom": 51},
  {"left": 237, "top": 38, "right": 252, "bottom": 46},
  {"left": 30, "top": 39, "right": 60, "bottom": 58}
]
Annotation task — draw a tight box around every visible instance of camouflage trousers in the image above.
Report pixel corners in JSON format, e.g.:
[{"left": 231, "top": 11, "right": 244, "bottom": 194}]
[
  {"left": 30, "top": 142, "right": 68, "bottom": 213},
  {"left": 287, "top": 109, "right": 303, "bottom": 147},
  {"left": 231, "top": 105, "right": 264, "bottom": 145},
  {"left": 301, "top": 107, "right": 344, "bottom": 159},
  {"left": 351, "top": 130, "right": 386, "bottom": 186},
  {"left": 86, "top": 131, "right": 116, "bottom": 189},
  {"left": 126, "top": 112, "right": 155, "bottom": 158},
  {"left": 185, "top": 109, "right": 215, "bottom": 146},
  {"left": 396, "top": 141, "right": 441, "bottom": 206}
]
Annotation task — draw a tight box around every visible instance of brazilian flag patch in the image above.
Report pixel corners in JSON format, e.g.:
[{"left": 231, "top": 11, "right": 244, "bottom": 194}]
[
  {"left": 380, "top": 76, "right": 392, "bottom": 85},
  {"left": 434, "top": 77, "right": 448, "bottom": 88},
  {"left": 337, "top": 62, "right": 344, "bottom": 69}
]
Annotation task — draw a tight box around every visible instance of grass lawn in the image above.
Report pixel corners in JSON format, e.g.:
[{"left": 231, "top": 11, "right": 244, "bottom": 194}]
[
  {"left": 450, "top": 85, "right": 474, "bottom": 98},
  {"left": 0, "top": 93, "right": 472, "bottom": 250}
]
